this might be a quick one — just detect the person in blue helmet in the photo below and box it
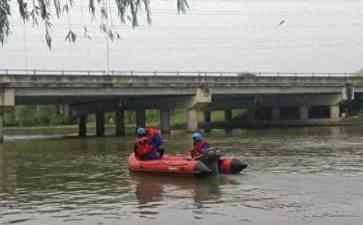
[134,127,164,160]
[189,132,210,160]
[189,132,221,174]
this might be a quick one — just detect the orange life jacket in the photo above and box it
[145,128,160,140]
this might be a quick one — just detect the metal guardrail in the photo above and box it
[0,69,356,77]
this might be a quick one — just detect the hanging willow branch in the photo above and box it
[0,0,189,47]
[17,0,29,21]
[0,0,10,45]
[177,0,189,14]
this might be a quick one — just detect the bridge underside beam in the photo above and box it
[255,94,343,107]
[212,87,343,95]
[15,93,342,108]
[25,96,192,115]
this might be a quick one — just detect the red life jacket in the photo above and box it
[191,141,209,158]
[134,137,153,158]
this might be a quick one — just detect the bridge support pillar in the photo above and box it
[299,106,309,120]
[225,109,232,133]
[0,146,3,182]
[0,88,15,143]
[187,109,198,132]
[78,114,87,137]
[160,108,171,134]
[330,105,340,120]
[136,109,146,128]
[63,104,71,118]
[204,111,212,133]
[116,109,125,136]
[247,109,255,121]
[0,112,3,143]
[272,107,280,121]
[96,112,105,137]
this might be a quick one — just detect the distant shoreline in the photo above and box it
[2,118,362,136]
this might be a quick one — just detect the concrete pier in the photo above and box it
[63,104,70,117]
[136,109,146,128]
[272,107,280,121]
[116,109,125,136]
[204,111,212,133]
[0,113,3,143]
[225,109,232,133]
[0,88,15,143]
[160,109,171,134]
[300,106,309,120]
[96,112,105,137]
[248,109,255,121]
[225,109,232,121]
[187,109,198,132]
[0,146,3,183]
[78,114,87,137]
[330,105,340,120]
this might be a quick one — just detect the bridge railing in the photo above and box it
[0,69,356,77]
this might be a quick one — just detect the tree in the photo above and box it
[0,0,189,48]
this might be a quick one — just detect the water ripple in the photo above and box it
[2,126,363,224]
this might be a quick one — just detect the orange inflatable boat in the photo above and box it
[128,153,247,177]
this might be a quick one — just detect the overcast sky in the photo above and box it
[1,0,363,73]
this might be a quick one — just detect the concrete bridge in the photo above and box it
[0,69,361,142]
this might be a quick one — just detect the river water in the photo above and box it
[1,126,363,225]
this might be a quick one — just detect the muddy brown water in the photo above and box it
[1,127,363,225]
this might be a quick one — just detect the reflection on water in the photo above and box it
[1,126,363,225]
[130,173,245,220]
[0,146,16,196]
[132,174,225,204]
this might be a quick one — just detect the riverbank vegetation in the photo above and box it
[3,105,226,129]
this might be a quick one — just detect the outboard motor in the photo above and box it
[219,158,248,174]
[229,159,248,174]
[200,151,222,175]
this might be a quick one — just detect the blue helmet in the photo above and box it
[137,128,146,136]
[192,132,202,142]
